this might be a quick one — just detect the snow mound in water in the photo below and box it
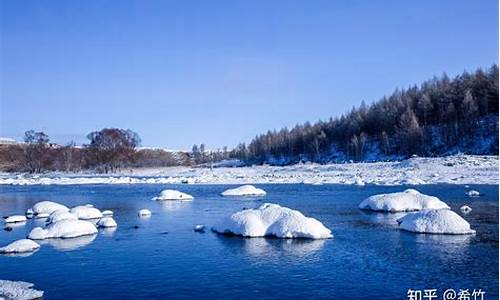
[47,210,77,224]
[460,205,472,213]
[29,201,69,217]
[28,219,98,239]
[212,203,332,239]
[70,206,103,220]
[152,189,194,201]
[0,239,40,254]
[0,279,44,300]
[398,209,475,234]
[358,189,450,212]
[96,217,117,228]
[138,209,152,217]
[102,210,113,216]
[466,190,480,197]
[221,185,266,197]
[194,225,205,232]
[4,215,27,223]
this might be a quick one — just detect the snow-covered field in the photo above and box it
[0,155,497,186]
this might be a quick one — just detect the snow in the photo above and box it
[398,209,476,234]
[47,210,77,224]
[466,190,480,197]
[358,189,450,212]
[28,201,69,217]
[28,219,98,239]
[138,209,152,217]
[102,210,114,216]
[0,155,495,186]
[4,215,27,223]
[69,206,103,220]
[96,217,117,228]
[212,203,332,239]
[0,239,40,254]
[221,185,266,197]
[152,189,194,201]
[0,280,44,300]
[460,205,472,213]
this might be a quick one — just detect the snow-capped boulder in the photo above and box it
[47,210,77,224]
[398,210,475,234]
[152,189,194,201]
[460,205,472,213]
[28,219,98,240]
[0,239,40,254]
[212,203,332,239]
[29,201,69,217]
[358,189,450,212]
[138,209,152,217]
[102,210,114,216]
[221,185,266,197]
[0,280,44,300]
[194,225,205,232]
[466,190,480,197]
[4,215,27,223]
[96,217,117,228]
[70,206,103,220]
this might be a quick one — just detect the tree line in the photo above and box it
[229,65,499,164]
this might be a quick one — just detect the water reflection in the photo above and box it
[38,234,97,251]
[4,221,27,229]
[1,249,39,258]
[100,227,117,237]
[160,201,192,211]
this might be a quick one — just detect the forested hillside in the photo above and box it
[230,65,499,164]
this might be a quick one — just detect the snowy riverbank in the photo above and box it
[0,155,497,186]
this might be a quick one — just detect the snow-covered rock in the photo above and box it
[47,210,77,224]
[152,189,194,201]
[358,189,450,212]
[0,239,40,254]
[460,205,472,213]
[4,215,27,223]
[29,201,69,217]
[398,209,475,234]
[70,206,103,220]
[28,219,98,239]
[212,203,332,239]
[466,190,480,197]
[194,225,205,232]
[0,280,44,300]
[96,217,117,228]
[138,209,152,217]
[221,185,266,197]
[102,210,114,216]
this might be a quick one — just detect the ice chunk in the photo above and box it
[0,279,44,300]
[70,206,103,220]
[221,185,266,197]
[4,215,27,223]
[29,201,69,217]
[47,210,77,224]
[398,209,475,234]
[96,217,117,228]
[0,239,40,254]
[212,203,332,239]
[138,209,152,217]
[466,190,480,197]
[152,189,194,201]
[28,219,98,239]
[358,189,450,212]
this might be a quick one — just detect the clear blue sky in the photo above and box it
[1,0,498,150]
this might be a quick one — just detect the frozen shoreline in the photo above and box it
[0,155,497,186]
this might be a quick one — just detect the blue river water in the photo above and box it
[0,184,498,299]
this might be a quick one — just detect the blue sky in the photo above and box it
[1,0,498,149]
